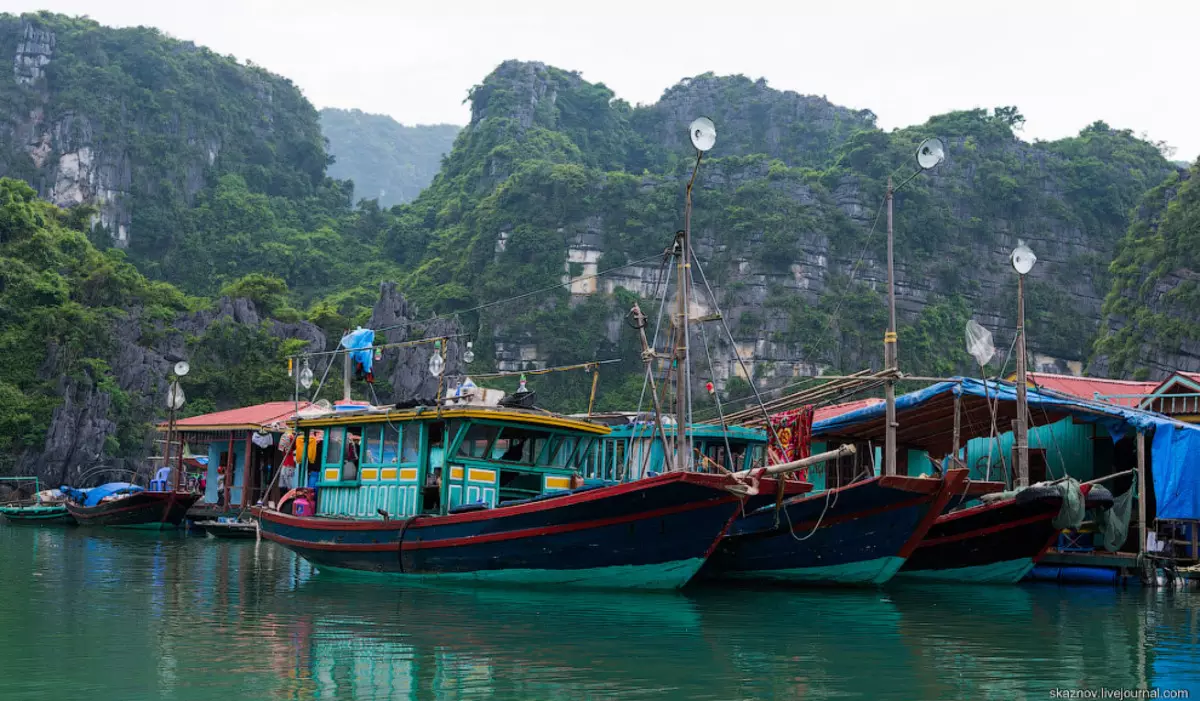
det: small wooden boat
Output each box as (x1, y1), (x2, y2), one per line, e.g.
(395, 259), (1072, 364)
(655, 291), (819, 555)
(195, 519), (258, 539)
(896, 483), (1089, 583)
(700, 470), (968, 585)
(0, 503), (75, 525)
(64, 483), (200, 530)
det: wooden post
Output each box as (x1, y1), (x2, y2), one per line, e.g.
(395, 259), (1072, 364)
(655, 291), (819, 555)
(1137, 431), (1148, 556)
(951, 391), (962, 470)
(225, 435), (234, 509)
(1014, 274), (1030, 487)
(883, 178), (897, 477)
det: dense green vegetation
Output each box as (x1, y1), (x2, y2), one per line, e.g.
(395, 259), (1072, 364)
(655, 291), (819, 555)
(0, 11), (1185, 464)
(1095, 160), (1200, 378)
(0, 178), (189, 466)
(321, 108), (459, 206)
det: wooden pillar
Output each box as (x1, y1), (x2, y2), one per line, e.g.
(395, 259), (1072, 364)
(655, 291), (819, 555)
(241, 433), (253, 508)
(1137, 431), (1148, 556)
(951, 391), (962, 471)
(225, 434), (234, 508)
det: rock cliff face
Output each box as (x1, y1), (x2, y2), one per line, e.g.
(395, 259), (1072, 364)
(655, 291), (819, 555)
(1092, 163), (1200, 379)
(0, 13), (326, 254)
(18, 297), (327, 486)
(405, 60), (1173, 402)
(368, 283), (464, 401)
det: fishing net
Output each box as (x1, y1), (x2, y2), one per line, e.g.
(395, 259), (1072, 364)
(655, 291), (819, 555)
(1052, 478), (1085, 530)
(1099, 488), (1134, 552)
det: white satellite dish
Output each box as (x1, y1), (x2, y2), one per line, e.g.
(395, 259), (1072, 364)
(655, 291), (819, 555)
(916, 137), (945, 170)
(1011, 242), (1037, 275)
(689, 117), (716, 152)
(173, 361), (189, 377)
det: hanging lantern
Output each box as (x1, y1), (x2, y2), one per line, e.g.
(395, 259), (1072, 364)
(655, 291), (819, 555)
(373, 346), (383, 362)
(463, 341), (475, 365)
(299, 359), (314, 389)
(428, 341), (445, 377)
(517, 373), (528, 393)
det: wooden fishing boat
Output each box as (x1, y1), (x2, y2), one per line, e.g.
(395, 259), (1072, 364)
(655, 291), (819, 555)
(255, 400), (772, 590)
(64, 483), (200, 530)
(195, 519), (258, 539)
(0, 503), (75, 525)
(700, 470), (968, 585)
(896, 483), (1090, 583)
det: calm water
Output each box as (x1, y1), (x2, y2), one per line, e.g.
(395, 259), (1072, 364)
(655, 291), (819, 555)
(1, 525), (1198, 701)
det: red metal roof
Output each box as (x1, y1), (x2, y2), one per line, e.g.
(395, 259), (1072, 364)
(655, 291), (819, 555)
(1025, 372), (1157, 407)
(164, 401), (312, 431)
(815, 398), (883, 422)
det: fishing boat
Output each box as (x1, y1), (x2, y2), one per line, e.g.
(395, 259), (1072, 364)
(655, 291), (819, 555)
(63, 483), (199, 530)
(896, 483), (1095, 583)
(0, 484), (75, 525)
(194, 517), (259, 539)
(256, 395), (769, 590)
(700, 469), (967, 585)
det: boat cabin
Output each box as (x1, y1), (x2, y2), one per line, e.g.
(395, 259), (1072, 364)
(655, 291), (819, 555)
(294, 407), (611, 519)
(582, 413), (768, 480)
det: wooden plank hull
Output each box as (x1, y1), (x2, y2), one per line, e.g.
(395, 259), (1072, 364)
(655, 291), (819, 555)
(0, 505), (75, 525)
(258, 471), (743, 590)
(66, 491), (200, 529)
(896, 489), (1064, 583)
(701, 470), (967, 586)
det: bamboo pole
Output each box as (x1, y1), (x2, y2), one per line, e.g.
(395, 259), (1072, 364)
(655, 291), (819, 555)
(730, 444), (855, 479)
(951, 392), (962, 470)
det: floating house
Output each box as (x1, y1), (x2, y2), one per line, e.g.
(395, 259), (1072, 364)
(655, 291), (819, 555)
(158, 401), (311, 510)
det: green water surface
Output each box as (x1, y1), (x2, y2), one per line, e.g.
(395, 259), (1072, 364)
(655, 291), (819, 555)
(1, 525), (1197, 700)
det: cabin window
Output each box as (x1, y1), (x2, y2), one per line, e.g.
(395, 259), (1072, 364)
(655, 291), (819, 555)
(573, 438), (596, 471)
(547, 436), (577, 466)
(401, 425), (420, 464)
(491, 428), (544, 465)
(381, 425), (400, 465)
(364, 427), (384, 466)
(458, 424), (499, 459)
(323, 427), (345, 467)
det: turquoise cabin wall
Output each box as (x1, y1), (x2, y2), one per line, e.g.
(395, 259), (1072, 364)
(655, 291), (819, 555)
(230, 441), (247, 506)
(962, 417), (1096, 482)
(204, 443), (220, 503)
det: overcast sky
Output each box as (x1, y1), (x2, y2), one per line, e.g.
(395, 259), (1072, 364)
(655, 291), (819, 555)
(6, 0), (1198, 161)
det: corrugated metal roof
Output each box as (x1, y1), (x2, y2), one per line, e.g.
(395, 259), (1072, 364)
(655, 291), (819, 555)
(1025, 372), (1157, 407)
(165, 401), (312, 431)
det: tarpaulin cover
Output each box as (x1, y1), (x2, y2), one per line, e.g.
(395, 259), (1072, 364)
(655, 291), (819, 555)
(813, 377), (1200, 520)
(59, 482), (144, 506)
(340, 327), (376, 374)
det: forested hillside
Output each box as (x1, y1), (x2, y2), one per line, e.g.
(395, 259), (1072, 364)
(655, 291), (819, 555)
(321, 108), (459, 206)
(0, 14), (1188, 480)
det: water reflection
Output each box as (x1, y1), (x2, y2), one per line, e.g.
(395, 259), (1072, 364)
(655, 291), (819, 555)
(1, 526), (1198, 701)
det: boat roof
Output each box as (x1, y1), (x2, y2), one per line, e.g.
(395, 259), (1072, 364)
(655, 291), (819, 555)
(296, 405), (611, 436)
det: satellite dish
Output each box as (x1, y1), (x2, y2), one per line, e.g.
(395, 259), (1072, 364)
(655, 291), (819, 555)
(965, 320), (996, 367)
(689, 117), (716, 152)
(1011, 242), (1037, 275)
(173, 361), (190, 377)
(916, 137), (945, 170)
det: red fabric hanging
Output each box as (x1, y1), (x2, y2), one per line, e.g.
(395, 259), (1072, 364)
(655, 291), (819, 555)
(767, 405), (814, 479)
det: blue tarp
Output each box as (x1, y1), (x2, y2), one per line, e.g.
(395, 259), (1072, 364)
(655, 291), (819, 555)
(813, 377), (1200, 521)
(340, 327), (376, 374)
(59, 482), (144, 506)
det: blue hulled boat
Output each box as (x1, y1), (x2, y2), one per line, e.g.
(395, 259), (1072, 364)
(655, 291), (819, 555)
(256, 399), (774, 589)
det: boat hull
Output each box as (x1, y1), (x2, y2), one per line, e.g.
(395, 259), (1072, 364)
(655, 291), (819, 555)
(66, 491), (200, 529)
(701, 470), (966, 586)
(258, 471), (743, 590)
(0, 505), (75, 525)
(196, 520), (259, 539)
(896, 488), (1065, 583)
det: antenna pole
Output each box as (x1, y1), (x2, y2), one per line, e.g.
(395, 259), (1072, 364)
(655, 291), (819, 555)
(675, 155), (701, 471)
(1014, 273), (1030, 487)
(342, 348), (352, 404)
(883, 177), (898, 477)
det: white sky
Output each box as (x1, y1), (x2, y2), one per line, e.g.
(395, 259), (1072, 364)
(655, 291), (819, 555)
(6, 0), (1198, 161)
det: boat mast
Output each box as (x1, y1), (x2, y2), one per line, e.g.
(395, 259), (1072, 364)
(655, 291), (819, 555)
(674, 117), (715, 471)
(1010, 242), (1037, 487)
